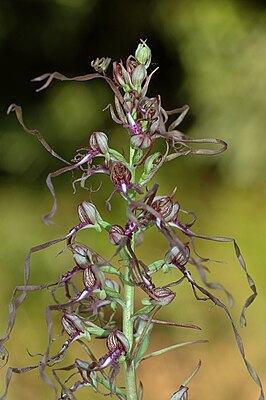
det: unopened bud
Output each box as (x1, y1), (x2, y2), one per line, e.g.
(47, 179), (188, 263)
(130, 134), (153, 149)
(83, 266), (105, 290)
(152, 196), (173, 219)
(126, 55), (139, 78)
(62, 313), (85, 336)
(89, 131), (109, 154)
(151, 287), (176, 306)
(109, 224), (125, 245)
(78, 202), (102, 225)
(83, 267), (97, 290)
(135, 40), (152, 68)
(165, 245), (190, 270)
(73, 245), (93, 268)
(106, 329), (129, 354)
(113, 61), (131, 91)
(152, 195), (179, 222)
(105, 278), (120, 293)
(132, 64), (147, 90)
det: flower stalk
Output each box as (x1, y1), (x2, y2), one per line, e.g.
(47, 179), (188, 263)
(122, 146), (138, 399)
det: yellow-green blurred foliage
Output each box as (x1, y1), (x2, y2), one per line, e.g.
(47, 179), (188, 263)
(0, 0), (265, 399)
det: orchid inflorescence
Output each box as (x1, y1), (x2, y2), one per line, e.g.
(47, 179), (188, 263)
(0, 40), (264, 400)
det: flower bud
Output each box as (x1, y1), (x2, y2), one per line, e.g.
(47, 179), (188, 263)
(130, 134), (153, 149)
(83, 266), (105, 290)
(164, 245), (190, 270)
(62, 313), (85, 336)
(89, 131), (109, 154)
(151, 287), (176, 306)
(152, 196), (179, 222)
(106, 329), (129, 354)
(152, 196), (174, 219)
(109, 224), (126, 245)
(113, 61), (131, 91)
(105, 278), (121, 293)
(135, 40), (152, 68)
(73, 245), (93, 268)
(78, 202), (102, 225)
(83, 267), (97, 290)
(132, 64), (147, 89)
(126, 55), (139, 78)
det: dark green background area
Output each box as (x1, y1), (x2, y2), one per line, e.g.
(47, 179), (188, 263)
(0, 1), (265, 399)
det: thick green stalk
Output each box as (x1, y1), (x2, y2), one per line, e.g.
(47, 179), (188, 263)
(123, 146), (138, 400)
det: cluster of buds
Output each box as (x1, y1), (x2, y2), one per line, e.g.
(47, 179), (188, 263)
(113, 40), (151, 93)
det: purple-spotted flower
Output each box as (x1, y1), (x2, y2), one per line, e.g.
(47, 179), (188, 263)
(110, 162), (132, 194)
(165, 245), (190, 273)
(108, 224), (126, 245)
(106, 161), (143, 208)
(89, 131), (109, 155)
(67, 201), (104, 245)
(50, 313), (87, 361)
(74, 329), (129, 393)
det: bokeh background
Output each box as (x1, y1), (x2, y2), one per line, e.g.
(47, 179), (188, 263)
(0, 0), (265, 399)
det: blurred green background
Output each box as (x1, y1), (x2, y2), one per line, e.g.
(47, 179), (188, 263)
(0, 0), (265, 399)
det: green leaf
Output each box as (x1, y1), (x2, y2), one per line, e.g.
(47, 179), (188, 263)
(100, 265), (123, 279)
(141, 297), (152, 306)
(139, 340), (208, 363)
(135, 333), (151, 364)
(132, 148), (143, 164)
(132, 305), (154, 317)
(104, 286), (123, 300)
(109, 148), (127, 163)
(96, 376), (127, 399)
(83, 321), (108, 338)
(147, 259), (165, 273)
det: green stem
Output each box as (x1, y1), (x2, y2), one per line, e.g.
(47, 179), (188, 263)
(123, 146), (138, 400)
